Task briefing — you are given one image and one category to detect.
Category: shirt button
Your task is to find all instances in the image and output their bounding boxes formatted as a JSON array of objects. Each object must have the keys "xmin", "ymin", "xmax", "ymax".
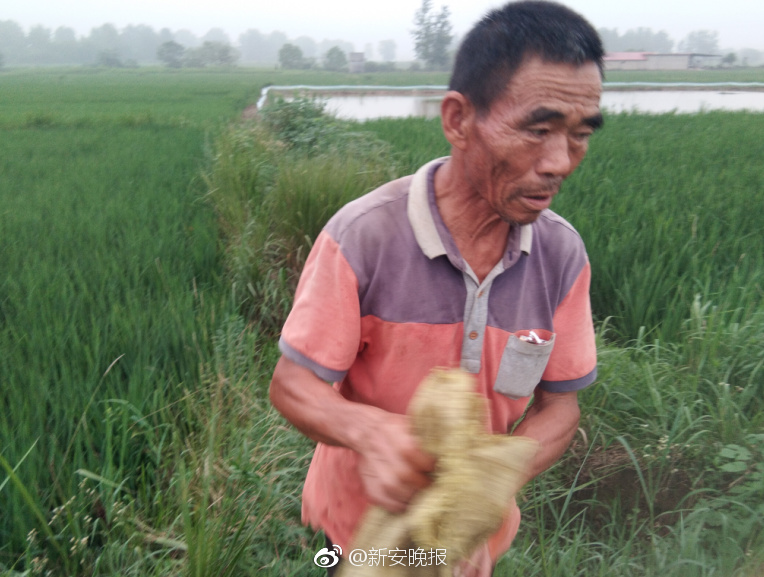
[
  {"xmin": 469, "ymin": 331, "xmax": 479, "ymax": 340},
  {"xmin": 478, "ymin": 290, "xmax": 484, "ymax": 298}
]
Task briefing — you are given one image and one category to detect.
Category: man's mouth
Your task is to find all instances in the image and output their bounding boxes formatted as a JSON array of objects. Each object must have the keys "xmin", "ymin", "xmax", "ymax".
[{"xmin": 522, "ymin": 193, "xmax": 554, "ymax": 211}]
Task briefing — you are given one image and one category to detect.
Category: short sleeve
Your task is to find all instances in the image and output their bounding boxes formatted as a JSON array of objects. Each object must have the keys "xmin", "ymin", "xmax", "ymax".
[
  {"xmin": 278, "ymin": 231, "xmax": 361, "ymax": 382},
  {"xmin": 539, "ymin": 260, "xmax": 597, "ymax": 392}
]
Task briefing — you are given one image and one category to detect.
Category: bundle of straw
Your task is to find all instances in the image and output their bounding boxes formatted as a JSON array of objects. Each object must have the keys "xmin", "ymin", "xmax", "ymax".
[{"xmin": 336, "ymin": 368, "xmax": 539, "ymax": 577}]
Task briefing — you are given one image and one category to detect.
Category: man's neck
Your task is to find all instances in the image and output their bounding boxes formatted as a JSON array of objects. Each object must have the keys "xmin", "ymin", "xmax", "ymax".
[{"xmin": 434, "ymin": 159, "xmax": 510, "ymax": 284}]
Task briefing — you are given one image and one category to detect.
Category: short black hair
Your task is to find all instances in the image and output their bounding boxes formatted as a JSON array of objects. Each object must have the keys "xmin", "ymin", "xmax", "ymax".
[{"xmin": 449, "ymin": 1, "xmax": 604, "ymax": 114}]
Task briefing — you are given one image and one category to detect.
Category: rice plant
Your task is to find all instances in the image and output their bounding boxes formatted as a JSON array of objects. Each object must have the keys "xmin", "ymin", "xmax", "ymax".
[{"xmin": 2, "ymin": 69, "xmax": 763, "ymax": 576}]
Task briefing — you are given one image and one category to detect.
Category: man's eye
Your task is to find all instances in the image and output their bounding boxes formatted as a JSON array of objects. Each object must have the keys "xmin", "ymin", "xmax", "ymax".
[
  {"xmin": 572, "ymin": 131, "xmax": 593, "ymax": 142},
  {"xmin": 528, "ymin": 128, "xmax": 549, "ymax": 137}
]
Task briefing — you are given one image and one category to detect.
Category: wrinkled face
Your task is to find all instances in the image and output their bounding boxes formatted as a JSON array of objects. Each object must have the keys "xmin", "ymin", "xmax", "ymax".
[{"xmin": 464, "ymin": 57, "xmax": 603, "ymax": 225}]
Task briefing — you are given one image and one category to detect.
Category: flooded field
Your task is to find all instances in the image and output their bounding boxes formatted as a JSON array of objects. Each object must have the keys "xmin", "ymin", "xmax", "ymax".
[{"xmin": 264, "ymin": 85, "xmax": 764, "ymax": 119}]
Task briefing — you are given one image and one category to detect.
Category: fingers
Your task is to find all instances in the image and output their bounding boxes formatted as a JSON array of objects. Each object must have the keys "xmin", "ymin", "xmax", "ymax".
[
  {"xmin": 357, "ymin": 413, "xmax": 436, "ymax": 513},
  {"xmin": 454, "ymin": 544, "xmax": 493, "ymax": 577}
]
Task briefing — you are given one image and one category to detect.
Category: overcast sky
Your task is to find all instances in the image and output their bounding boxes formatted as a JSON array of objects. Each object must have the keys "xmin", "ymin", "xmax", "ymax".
[{"xmin": 4, "ymin": 0, "xmax": 763, "ymax": 59}]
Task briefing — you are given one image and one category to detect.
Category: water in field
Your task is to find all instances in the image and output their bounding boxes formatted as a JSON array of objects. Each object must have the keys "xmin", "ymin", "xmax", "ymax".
[
  {"xmin": 601, "ymin": 90, "xmax": 764, "ymax": 114},
  {"xmin": 323, "ymin": 94, "xmax": 443, "ymax": 120},
  {"xmin": 314, "ymin": 90, "xmax": 764, "ymax": 119}
]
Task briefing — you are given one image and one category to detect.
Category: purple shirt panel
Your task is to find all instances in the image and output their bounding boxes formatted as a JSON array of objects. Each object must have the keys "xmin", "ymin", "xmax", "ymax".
[
  {"xmin": 323, "ymin": 176, "xmax": 467, "ymax": 324},
  {"xmin": 487, "ymin": 212, "xmax": 589, "ymax": 331},
  {"xmin": 323, "ymin": 164, "xmax": 589, "ymax": 334}
]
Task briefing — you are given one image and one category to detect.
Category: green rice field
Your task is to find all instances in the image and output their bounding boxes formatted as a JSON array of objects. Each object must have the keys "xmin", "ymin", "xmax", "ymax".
[{"xmin": 1, "ymin": 67, "xmax": 762, "ymax": 576}]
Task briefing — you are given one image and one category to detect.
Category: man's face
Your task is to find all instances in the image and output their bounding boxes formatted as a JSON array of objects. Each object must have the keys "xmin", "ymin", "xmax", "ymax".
[{"xmin": 463, "ymin": 57, "xmax": 603, "ymax": 225}]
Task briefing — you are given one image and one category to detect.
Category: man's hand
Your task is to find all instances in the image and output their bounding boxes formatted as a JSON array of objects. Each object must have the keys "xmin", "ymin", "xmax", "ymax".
[
  {"xmin": 454, "ymin": 543, "xmax": 493, "ymax": 577},
  {"xmin": 269, "ymin": 355, "xmax": 435, "ymax": 513},
  {"xmin": 356, "ymin": 412, "xmax": 435, "ymax": 513}
]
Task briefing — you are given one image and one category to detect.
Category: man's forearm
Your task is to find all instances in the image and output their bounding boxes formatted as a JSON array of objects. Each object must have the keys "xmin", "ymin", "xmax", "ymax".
[
  {"xmin": 269, "ymin": 355, "xmax": 435, "ymax": 512},
  {"xmin": 510, "ymin": 388, "xmax": 581, "ymax": 483},
  {"xmin": 269, "ymin": 355, "xmax": 382, "ymax": 450}
]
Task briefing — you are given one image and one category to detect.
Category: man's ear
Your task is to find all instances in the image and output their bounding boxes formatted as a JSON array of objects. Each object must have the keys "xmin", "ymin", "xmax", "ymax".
[{"xmin": 440, "ymin": 91, "xmax": 475, "ymax": 151}]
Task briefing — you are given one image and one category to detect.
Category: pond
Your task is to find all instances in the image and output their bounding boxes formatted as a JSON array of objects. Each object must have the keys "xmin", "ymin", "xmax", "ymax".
[
  {"xmin": 601, "ymin": 90, "xmax": 764, "ymax": 114},
  {"xmin": 262, "ymin": 84, "xmax": 764, "ymax": 120}
]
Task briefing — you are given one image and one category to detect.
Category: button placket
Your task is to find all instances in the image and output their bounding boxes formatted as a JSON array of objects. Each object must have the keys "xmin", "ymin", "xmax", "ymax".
[{"xmin": 460, "ymin": 261, "xmax": 504, "ymax": 374}]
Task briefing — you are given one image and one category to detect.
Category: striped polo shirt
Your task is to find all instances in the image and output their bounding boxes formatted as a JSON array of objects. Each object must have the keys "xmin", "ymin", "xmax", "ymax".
[{"xmin": 279, "ymin": 157, "xmax": 597, "ymax": 556}]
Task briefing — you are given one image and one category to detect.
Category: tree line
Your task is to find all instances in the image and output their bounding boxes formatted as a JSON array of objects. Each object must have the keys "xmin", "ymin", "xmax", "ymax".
[
  {"xmin": 2, "ymin": 5, "xmax": 763, "ymax": 71},
  {"xmin": 0, "ymin": 19, "xmax": 397, "ymax": 69},
  {"xmin": 594, "ymin": 27, "xmax": 762, "ymax": 65}
]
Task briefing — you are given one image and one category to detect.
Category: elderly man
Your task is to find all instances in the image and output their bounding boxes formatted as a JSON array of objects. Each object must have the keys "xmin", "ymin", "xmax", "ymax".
[{"xmin": 270, "ymin": 1, "xmax": 603, "ymax": 574}]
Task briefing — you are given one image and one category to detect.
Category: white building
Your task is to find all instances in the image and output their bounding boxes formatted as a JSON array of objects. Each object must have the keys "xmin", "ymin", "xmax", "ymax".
[
  {"xmin": 604, "ymin": 52, "xmax": 723, "ymax": 71},
  {"xmin": 349, "ymin": 52, "xmax": 365, "ymax": 74}
]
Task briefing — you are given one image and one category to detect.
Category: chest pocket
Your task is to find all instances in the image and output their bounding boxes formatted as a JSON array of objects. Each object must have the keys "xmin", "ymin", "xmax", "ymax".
[{"xmin": 494, "ymin": 330, "xmax": 555, "ymax": 400}]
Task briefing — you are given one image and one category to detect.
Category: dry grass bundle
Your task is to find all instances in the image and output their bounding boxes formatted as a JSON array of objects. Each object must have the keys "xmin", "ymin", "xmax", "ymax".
[{"xmin": 337, "ymin": 369, "xmax": 538, "ymax": 576}]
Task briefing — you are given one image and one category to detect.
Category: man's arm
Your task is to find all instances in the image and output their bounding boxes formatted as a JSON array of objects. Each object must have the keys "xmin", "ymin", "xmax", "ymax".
[
  {"xmin": 269, "ymin": 355, "xmax": 435, "ymax": 512},
  {"xmin": 510, "ymin": 388, "xmax": 581, "ymax": 483}
]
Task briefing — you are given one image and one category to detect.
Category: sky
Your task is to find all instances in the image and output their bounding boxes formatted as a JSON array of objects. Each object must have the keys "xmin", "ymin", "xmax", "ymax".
[{"xmin": 3, "ymin": 0, "xmax": 763, "ymax": 59}]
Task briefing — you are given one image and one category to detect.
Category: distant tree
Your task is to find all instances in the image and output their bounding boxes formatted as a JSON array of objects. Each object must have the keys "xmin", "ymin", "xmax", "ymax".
[
  {"xmin": 200, "ymin": 41, "xmax": 238, "ymax": 66},
  {"xmin": 157, "ymin": 40, "xmax": 185, "ymax": 68},
  {"xmin": 679, "ymin": 30, "xmax": 720, "ymax": 54},
  {"xmin": 412, "ymin": 0, "xmax": 453, "ymax": 69},
  {"xmin": 598, "ymin": 27, "xmax": 674, "ymax": 53},
  {"xmin": 202, "ymin": 28, "xmax": 230, "ymax": 45},
  {"xmin": 318, "ymin": 39, "xmax": 354, "ymax": 58},
  {"xmin": 651, "ymin": 30, "xmax": 674, "ymax": 53},
  {"xmin": 597, "ymin": 28, "xmax": 619, "ymax": 52},
  {"xmin": 238, "ymin": 29, "xmax": 266, "ymax": 62},
  {"xmin": 158, "ymin": 28, "xmax": 174, "ymax": 44},
  {"xmin": 0, "ymin": 20, "xmax": 25, "ymax": 65},
  {"xmin": 241, "ymin": 30, "xmax": 290, "ymax": 64},
  {"xmin": 53, "ymin": 26, "xmax": 76, "ymax": 44},
  {"xmin": 0, "ymin": 52, "xmax": 4, "ymax": 70},
  {"xmin": 52, "ymin": 26, "xmax": 79, "ymax": 64},
  {"xmin": 430, "ymin": 6, "xmax": 453, "ymax": 68},
  {"xmin": 364, "ymin": 60, "xmax": 396, "ymax": 72},
  {"xmin": 266, "ymin": 32, "xmax": 290, "ymax": 63},
  {"xmin": 87, "ymin": 23, "xmax": 120, "ymax": 52},
  {"xmin": 721, "ymin": 52, "xmax": 737, "ymax": 66},
  {"xmin": 378, "ymin": 39, "xmax": 396, "ymax": 62},
  {"xmin": 294, "ymin": 35, "xmax": 318, "ymax": 59},
  {"xmin": 279, "ymin": 43, "xmax": 304, "ymax": 69},
  {"xmin": 183, "ymin": 48, "xmax": 206, "ymax": 68},
  {"xmin": 174, "ymin": 29, "xmax": 200, "ymax": 48},
  {"xmin": 621, "ymin": 27, "xmax": 673, "ymax": 53},
  {"xmin": 738, "ymin": 48, "xmax": 763, "ymax": 67},
  {"xmin": 119, "ymin": 24, "xmax": 160, "ymax": 63},
  {"xmin": 96, "ymin": 49, "xmax": 123, "ymax": 67},
  {"xmin": 184, "ymin": 41, "xmax": 237, "ymax": 67},
  {"xmin": 324, "ymin": 46, "xmax": 348, "ymax": 71},
  {"xmin": 26, "ymin": 25, "xmax": 53, "ymax": 64}
]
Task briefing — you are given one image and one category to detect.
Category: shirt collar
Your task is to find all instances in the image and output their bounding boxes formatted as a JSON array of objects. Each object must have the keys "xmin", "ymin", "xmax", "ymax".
[{"xmin": 407, "ymin": 157, "xmax": 534, "ymax": 263}]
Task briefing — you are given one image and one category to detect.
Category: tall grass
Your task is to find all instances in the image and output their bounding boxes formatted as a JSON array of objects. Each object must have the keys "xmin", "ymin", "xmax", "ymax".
[
  {"xmin": 0, "ymin": 67, "xmax": 450, "ymax": 130},
  {"xmin": 0, "ymin": 123, "xmax": 220, "ymax": 557},
  {"xmin": 561, "ymin": 112, "xmax": 764, "ymax": 345},
  {"xmin": 0, "ymin": 118, "xmax": 324, "ymax": 574},
  {"xmin": 203, "ymin": 98, "xmax": 397, "ymax": 336},
  {"xmin": 2, "ymin": 69, "xmax": 763, "ymax": 576}
]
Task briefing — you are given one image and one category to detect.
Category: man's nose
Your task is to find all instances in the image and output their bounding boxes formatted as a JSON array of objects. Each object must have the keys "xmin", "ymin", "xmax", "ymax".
[{"xmin": 536, "ymin": 133, "xmax": 573, "ymax": 177}]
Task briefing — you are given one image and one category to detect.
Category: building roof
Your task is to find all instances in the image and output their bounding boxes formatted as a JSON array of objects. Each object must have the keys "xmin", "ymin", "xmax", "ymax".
[
  {"xmin": 604, "ymin": 52, "xmax": 649, "ymax": 61},
  {"xmin": 605, "ymin": 52, "xmax": 722, "ymax": 61}
]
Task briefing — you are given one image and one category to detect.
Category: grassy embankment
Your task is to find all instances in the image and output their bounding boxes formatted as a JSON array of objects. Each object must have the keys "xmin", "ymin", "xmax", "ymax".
[{"xmin": 1, "ymin": 67, "xmax": 763, "ymax": 576}]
